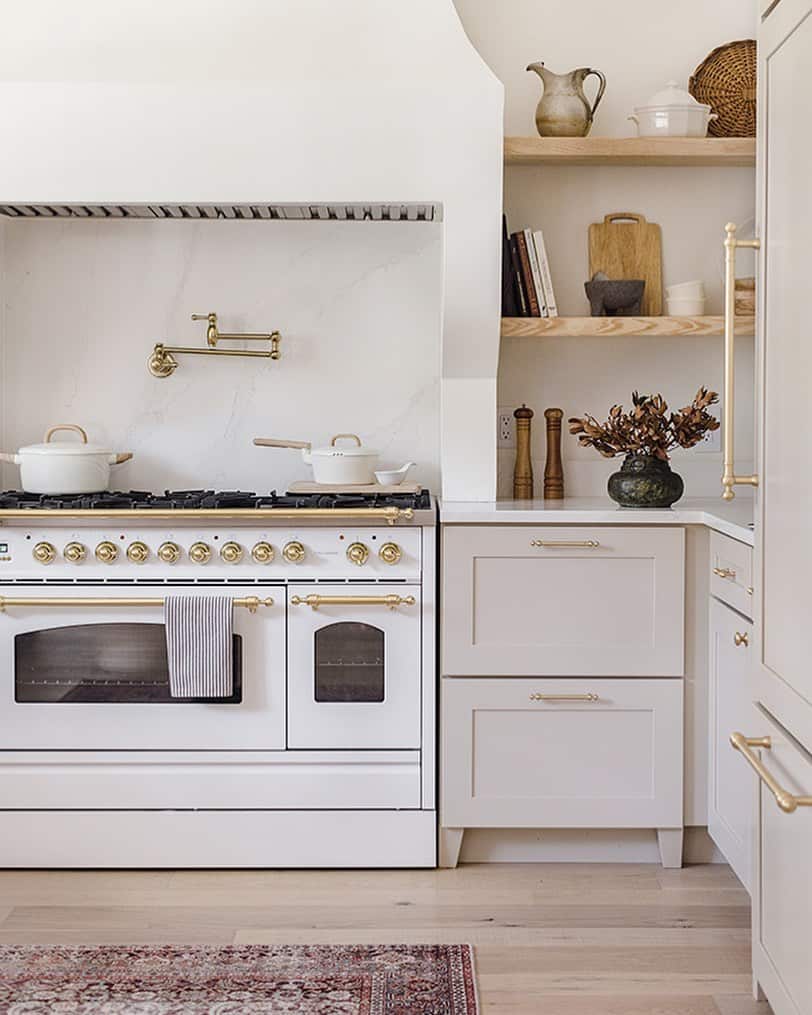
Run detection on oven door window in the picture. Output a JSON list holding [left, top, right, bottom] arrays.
[[14, 623, 243, 703], [314, 622, 385, 703]]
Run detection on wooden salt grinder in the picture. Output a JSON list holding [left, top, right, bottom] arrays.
[[513, 404, 534, 500], [543, 407, 564, 500]]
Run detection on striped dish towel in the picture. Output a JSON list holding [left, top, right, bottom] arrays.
[[164, 595, 233, 698]]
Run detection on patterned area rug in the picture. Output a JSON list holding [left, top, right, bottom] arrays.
[[0, 943, 478, 1014]]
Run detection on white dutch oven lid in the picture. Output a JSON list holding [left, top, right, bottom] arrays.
[[19, 424, 113, 456], [311, 434, 378, 458], [636, 80, 711, 112]]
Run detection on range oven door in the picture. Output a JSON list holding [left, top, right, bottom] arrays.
[[0, 584, 285, 750], [287, 583, 421, 749]]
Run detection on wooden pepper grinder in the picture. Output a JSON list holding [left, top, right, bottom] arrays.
[[513, 404, 534, 500], [543, 407, 565, 499]]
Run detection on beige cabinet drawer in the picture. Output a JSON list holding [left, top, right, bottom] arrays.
[[442, 526, 684, 676], [749, 709, 812, 1015], [710, 531, 753, 619], [442, 677, 683, 829]]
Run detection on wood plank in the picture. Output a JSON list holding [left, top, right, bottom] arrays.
[[501, 316, 756, 338], [504, 136, 757, 167]]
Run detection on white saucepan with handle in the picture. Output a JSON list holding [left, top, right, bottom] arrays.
[[254, 433, 380, 485], [0, 424, 133, 494]]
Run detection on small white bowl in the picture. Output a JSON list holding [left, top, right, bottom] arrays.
[[666, 280, 705, 299], [374, 462, 415, 486], [667, 296, 707, 316]]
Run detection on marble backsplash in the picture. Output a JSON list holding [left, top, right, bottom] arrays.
[[0, 218, 442, 495]]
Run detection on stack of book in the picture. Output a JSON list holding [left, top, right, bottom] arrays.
[[502, 217, 559, 318]]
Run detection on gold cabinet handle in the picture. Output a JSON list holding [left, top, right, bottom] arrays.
[[290, 594, 416, 610], [713, 566, 737, 580], [730, 732, 812, 813], [530, 539, 600, 548], [0, 595, 273, 613], [722, 223, 760, 500], [529, 693, 600, 702], [734, 631, 749, 647]]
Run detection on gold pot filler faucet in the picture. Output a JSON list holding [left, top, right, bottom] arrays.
[[148, 312, 281, 378]]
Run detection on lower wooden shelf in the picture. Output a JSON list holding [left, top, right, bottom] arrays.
[[501, 315, 755, 338]]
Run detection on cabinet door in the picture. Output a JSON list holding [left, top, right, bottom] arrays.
[[442, 677, 683, 829], [750, 710, 812, 1015], [708, 598, 754, 891], [442, 526, 684, 676], [756, 0, 812, 749]]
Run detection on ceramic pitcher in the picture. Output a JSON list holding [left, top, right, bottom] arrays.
[[526, 63, 607, 137]]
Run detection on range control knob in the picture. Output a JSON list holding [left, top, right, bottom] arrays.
[[126, 541, 149, 564], [220, 541, 244, 564], [157, 541, 181, 565], [346, 541, 370, 566], [32, 541, 56, 565], [251, 541, 274, 564], [282, 540, 306, 564], [189, 541, 212, 565], [63, 541, 87, 564], [95, 541, 119, 564], [379, 542, 403, 565]]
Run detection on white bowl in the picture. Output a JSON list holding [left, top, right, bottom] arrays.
[[666, 280, 705, 299], [666, 296, 707, 316]]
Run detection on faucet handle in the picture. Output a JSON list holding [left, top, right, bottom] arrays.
[[192, 312, 219, 347], [191, 312, 217, 322]]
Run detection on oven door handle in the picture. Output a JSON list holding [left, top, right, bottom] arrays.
[[0, 595, 274, 614], [290, 594, 416, 610]]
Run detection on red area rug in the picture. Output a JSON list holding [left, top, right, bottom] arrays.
[[0, 943, 478, 1013]]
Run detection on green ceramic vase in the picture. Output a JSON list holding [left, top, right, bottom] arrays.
[[607, 453, 684, 508]]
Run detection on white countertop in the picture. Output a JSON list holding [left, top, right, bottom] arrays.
[[439, 496, 755, 546]]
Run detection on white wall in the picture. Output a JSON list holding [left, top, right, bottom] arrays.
[[454, 0, 757, 498], [0, 219, 442, 494]]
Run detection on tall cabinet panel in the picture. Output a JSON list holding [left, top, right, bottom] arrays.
[[750, 2, 812, 1012]]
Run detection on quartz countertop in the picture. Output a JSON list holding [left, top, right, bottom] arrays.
[[439, 496, 755, 546]]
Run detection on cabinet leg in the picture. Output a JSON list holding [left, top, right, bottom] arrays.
[[657, 828, 684, 869], [439, 827, 464, 868]]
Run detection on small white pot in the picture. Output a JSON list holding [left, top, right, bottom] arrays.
[[628, 81, 718, 138], [666, 296, 707, 316], [304, 434, 379, 485], [0, 424, 133, 494]]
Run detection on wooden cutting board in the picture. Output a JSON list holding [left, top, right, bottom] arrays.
[[588, 212, 663, 316], [287, 481, 422, 495]]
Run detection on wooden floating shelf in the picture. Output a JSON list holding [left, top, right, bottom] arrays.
[[501, 316, 756, 338], [504, 136, 756, 167]]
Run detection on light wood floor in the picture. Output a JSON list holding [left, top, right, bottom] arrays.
[[0, 863, 771, 1014]]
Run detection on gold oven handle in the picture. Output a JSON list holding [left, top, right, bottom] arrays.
[[722, 223, 760, 501], [730, 732, 812, 813], [290, 594, 416, 611], [529, 693, 600, 702], [0, 596, 274, 614]]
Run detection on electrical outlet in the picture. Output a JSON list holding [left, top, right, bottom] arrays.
[[497, 408, 516, 448], [696, 404, 722, 453]]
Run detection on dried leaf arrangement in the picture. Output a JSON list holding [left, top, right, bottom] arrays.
[[568, 388, 720, 461]]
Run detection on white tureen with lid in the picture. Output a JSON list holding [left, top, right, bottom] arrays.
[[628, 81, 718, 138]]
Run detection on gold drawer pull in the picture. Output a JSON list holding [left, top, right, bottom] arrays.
[[530, 693, 600, 702], [0, 595, 273, 613], [530, 540, 600, 549], [730, 732, 812, 814], [713, 567, 737, 579], [734, 631, 749, 648], [290, 594, 416, 610]]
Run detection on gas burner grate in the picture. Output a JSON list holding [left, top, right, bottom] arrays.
[[0, 488, 432, 511]]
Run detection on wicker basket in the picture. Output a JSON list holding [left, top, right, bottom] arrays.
[[689, 39, 756, 137]]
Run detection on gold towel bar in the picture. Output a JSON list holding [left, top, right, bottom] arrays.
[[730, 732, 812, 814], [0, 507, 413, 525], [0, 595, 273, 614]]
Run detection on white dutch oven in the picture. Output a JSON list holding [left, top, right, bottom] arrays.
[[628, 81, 718, 138], [0, 424, 133, 494], [254, 433, 380, 485]]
